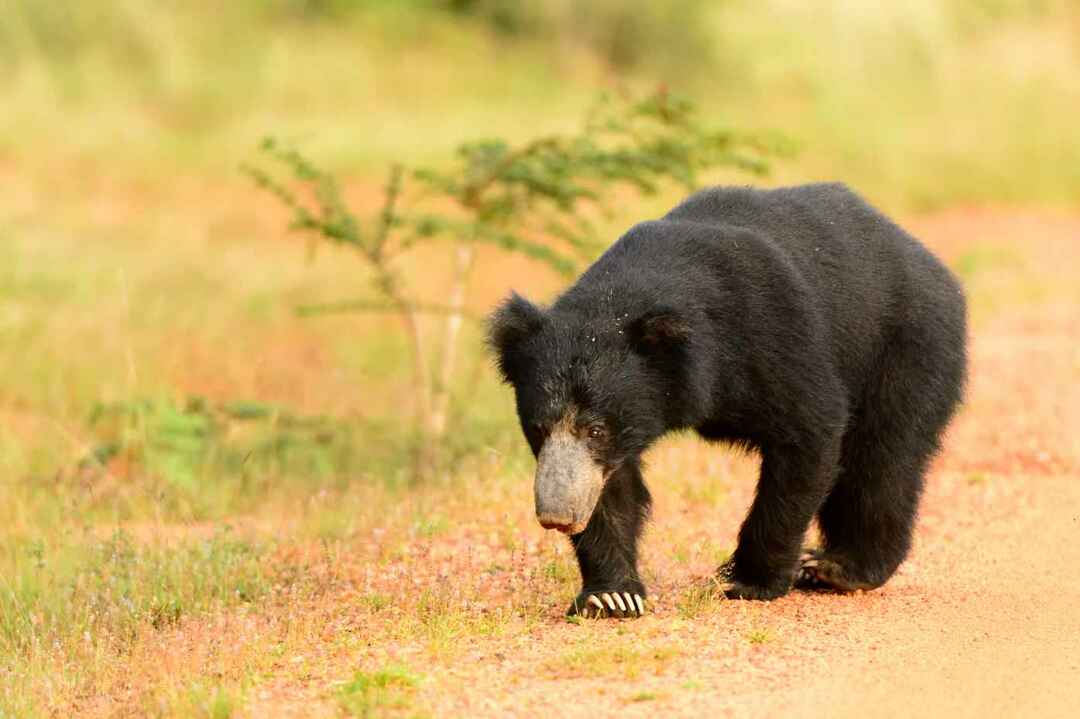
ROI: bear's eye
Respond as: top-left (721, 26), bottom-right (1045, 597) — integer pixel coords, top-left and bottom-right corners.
top-left (587, 425), bottom-right (607, 440)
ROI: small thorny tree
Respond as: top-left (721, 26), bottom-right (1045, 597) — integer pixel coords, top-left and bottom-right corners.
top-left (245, 88), bottom-right (785, 478)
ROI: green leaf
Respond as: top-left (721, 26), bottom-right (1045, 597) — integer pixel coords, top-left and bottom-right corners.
top-left (473, 229), bottom-right (577, 277)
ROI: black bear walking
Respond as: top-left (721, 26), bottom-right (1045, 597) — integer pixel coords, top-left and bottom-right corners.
top-left (489, 183), bottom-right (967, 618)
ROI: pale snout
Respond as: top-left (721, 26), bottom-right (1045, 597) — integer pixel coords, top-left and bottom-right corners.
top-left (534, 431), bottom-right (605, 535)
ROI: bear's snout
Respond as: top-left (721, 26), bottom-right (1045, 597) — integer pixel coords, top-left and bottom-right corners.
top-left (537, 518), bottom-right (575, 534)
top-left (534, 431), bottom-right (604, 536)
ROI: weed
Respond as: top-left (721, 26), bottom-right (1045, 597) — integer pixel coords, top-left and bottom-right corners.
top-left (677, 581), bottom-right (721, 619)
top-left (338, 665), bottom-right (422, 718)
top-left (539, 556), bottom-right (576, 586)
top-left (554, 641), bottom-right (683, 679)
top-left (362, 594), bottom-right (393, 613)
top-left (172, 682), bottom-right (241, 719)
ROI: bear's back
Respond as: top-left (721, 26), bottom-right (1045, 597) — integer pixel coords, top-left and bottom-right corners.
top-left (658, 183), bottom-right (964, 398)
top-left (664, 183), bottom-right (897, 261)
top-left (661, 182), bottom-right (959, 318)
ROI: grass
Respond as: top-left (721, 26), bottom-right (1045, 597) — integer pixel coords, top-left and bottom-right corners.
top-left (0, 528), bottom-right (282, 713)
top-left (170, 682), bottom-right (242, 719)
top-left (677, 582), bottom-right (723, 620)
top-left (338, 666), bottom-right (423, 718)
top-left (553, 640), bottom-right (685, 679)
top-left (746, 627), bottom-right (775, 645)
top-left (0, 529), bottom-right (270, 654)
top-left (0, 528), bottom-right (287, 716)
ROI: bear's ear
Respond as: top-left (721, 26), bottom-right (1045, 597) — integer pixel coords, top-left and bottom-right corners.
top-left (627, 307), bottom-right (691, 352)
top-left (487, 293), bottom-right (546, 382)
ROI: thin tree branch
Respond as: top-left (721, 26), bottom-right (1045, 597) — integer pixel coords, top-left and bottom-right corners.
top-left (295, 299), bottom-right (481, 320)
top-left (430, 242), bottom-right (475, 437)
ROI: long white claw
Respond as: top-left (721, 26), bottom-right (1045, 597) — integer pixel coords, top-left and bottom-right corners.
top-left (612, 592), bottom-right (626, 612)
top-left (634, 594), bottom-right (645, 615)
top-left (601, 593), bottom-right (616, 612)
top-left (802, 559), bottom-right (820, 569)
top-left (622, 593), bottom-right (634, 613)
top-left (587, 595), bottom-right (604, 613)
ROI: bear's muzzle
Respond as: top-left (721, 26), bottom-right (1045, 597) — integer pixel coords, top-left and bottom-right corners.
top-left (534, 430), bottom-right (605, 535)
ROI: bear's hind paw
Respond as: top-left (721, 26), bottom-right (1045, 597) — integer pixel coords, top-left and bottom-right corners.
top-left (719, 579), bottom-right (790, 601)
top-left (795, 550), bottom-right (878, 593)
top-left (714, 559), bottom-right (791, 600)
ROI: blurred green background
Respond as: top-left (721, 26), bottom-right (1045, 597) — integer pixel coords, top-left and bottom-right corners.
top-left (2, 0), bottom-right (1078, 532)
top-left (4, 0), bottom-right (1079, 207)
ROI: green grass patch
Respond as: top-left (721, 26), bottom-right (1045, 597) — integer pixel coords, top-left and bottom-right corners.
top-left (677, 581), bottom-right (722, 619)
top-left (337, 665), bottom-right (424, 718)
top-left (746, 626), bottom-right (775, 645)
top-left (168, 681), bottom-right (243, 719)
top-left (553, 640), bottom-right (684, 679)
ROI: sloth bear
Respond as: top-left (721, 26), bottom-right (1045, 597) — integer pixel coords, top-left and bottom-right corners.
top-left (489, 183), bottom-right (967, 618)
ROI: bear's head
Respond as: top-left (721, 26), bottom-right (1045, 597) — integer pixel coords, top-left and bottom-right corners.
top-left (488, 292), bottom-right (692, 535)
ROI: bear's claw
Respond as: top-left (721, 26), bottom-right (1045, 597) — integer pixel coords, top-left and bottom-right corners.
top-left (795, 548), bottom-right (877, 592)
top-left (569, 590), bottom-right (646, 619)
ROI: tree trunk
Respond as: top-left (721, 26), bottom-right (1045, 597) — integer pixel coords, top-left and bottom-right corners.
top-left (398, 304), bottom-right (436, 480)
top-left (430, 242), bottom-right (474, 438)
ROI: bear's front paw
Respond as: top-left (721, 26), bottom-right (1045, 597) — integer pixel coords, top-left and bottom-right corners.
top-left (568, 589), bottom-right (646, 619)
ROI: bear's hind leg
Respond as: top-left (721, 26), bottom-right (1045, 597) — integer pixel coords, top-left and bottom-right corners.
top-left (799, 340), bottom-right (964, 593)
top-left (798, 429), bottom-right (934, 592)
top-left (567, 463), bottom-right (651, 618)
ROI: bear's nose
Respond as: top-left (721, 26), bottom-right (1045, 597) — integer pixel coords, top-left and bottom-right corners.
top-left (537, 515), bottom-right (574, 533)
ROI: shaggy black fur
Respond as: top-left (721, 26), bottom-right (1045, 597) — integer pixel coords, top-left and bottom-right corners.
top-left (490, 183), bottom-right (967, 610)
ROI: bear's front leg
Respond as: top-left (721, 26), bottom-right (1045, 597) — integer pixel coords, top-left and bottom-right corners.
top-left (722, 436), bottom-right (842, 600)
top-left (567, 464), bottom-right (651, 619)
